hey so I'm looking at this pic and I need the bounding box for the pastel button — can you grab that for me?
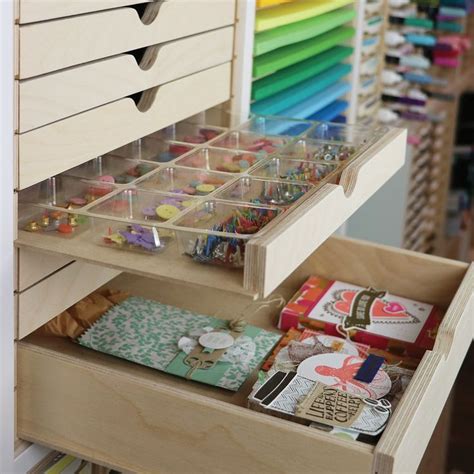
[68,197,87,206]
[182,200,194,208]
[98,175,115,183]
[156,204,180,220]
[196,184,215,194]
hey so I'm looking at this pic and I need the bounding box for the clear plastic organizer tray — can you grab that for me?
[18,175,116,210]
[215,177,313,208]
[64,155,159,184]
[18,115,390,268]
[152,122,227,144]
[174,147,263,173]
[108,136,195,163]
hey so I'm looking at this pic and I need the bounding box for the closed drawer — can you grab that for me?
[18,0,236,78]
[17,248,73,291]
[18,63,232,189]
[17,0,151,24]
[17,126,407,298]
[18,27,234,132]
[17,260,120,339]
[17,236,474,473]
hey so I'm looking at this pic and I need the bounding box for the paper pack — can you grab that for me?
[278,275,441,355]
[78,296,281,391]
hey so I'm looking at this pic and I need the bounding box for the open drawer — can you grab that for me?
[16,236,474,473]
[17,0,236,78]
[16,121,407,298]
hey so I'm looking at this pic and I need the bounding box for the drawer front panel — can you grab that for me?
[17,248,73,291]
[17,261,120,339]
[19,0,236,78]
[18,27,234,132]
[17,339,373,473]
[18,0,151,24]
[16,237,474,473]
[18,62,232,189]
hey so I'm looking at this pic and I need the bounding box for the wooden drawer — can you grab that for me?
[16,236,474,473]
[17,0,151,24]
[16,248,73,291]
[18,27,234,132]
[17,260,120,339]
[16,127,407,298]
[18,62,232,189]
[18,0,236,78]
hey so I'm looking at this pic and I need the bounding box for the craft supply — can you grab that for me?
[354,354,385,383]
[278,275,442,357]
[175,148,259,173]
[295,383,391,435]
[78,297,281,391]
[181,206,279,267]
[249,372,391,436]
[102,223,166,252]
[217,177,312,207]
[296,353,391,398]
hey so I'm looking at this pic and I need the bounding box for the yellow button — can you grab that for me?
[156,204,180,220]
[196,184,216,194]
[181,200,194,208]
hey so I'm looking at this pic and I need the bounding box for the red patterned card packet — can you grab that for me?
[278,276,442,356]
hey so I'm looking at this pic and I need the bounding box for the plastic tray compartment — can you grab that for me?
[153,121,227,144]
[173,147,263,174]
[19,203,92,238]
[88,188,197,223]
[237,115,314,137]
[282,122,383,161]
[208,115,311,154]
[108,135,196,163]
[250,157,339,185]
[18,175,115,209]
[136,167,232,196]
[19,201,172,254]
[64,155,159,184]
[215,176,313,207]
[172,200,281,267]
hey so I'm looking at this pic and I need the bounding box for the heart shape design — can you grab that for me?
[383,302,405,314]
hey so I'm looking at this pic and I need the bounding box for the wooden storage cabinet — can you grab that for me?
[16,236,474,473]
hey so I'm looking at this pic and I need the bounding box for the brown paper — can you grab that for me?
[35,289,129,339]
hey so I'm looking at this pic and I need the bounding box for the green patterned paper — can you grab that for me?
[78,297,281,391]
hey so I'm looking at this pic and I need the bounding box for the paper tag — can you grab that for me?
[199,331,235,350]
[296,353,391,399]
